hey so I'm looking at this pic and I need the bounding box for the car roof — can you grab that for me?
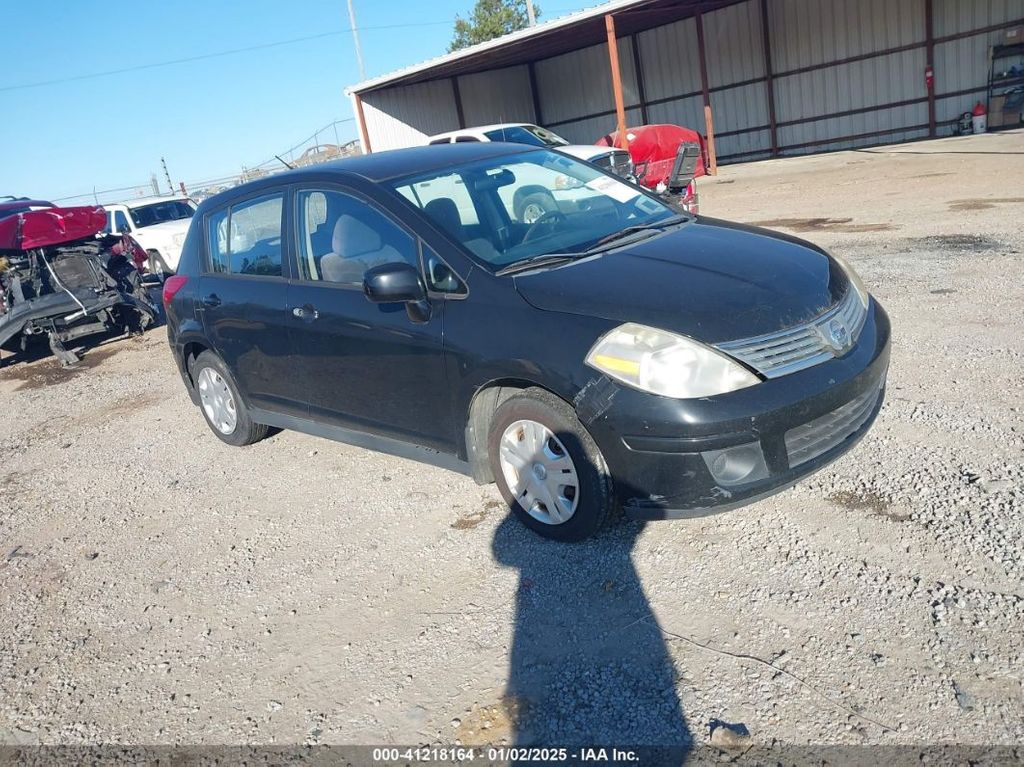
[118,195,191,208]
[200,142,539,210]
[429,122,536,140]
[0,199,53,213]
[320,141,535,180]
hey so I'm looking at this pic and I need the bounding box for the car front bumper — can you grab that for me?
[581,300,891,520]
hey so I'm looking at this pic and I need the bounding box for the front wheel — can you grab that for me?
[487,388,617,541]
[147,250,174,280]
[191,351,268,446]
[516,192,558,224]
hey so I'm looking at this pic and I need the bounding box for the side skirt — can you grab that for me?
[249,407,472,477]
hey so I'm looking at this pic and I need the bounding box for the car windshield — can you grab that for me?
[129,200,194,228]
[482,125,569,148]
[390,149,677,270]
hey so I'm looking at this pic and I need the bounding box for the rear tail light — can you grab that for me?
[162,275,188,305]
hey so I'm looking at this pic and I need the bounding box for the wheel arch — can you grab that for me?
[463,377,573,485]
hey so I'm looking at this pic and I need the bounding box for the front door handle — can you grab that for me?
[292,305,319,321]
[201,293,221,308]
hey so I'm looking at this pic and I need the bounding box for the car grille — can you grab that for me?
[715,287,868,378]
[785,380,882,468]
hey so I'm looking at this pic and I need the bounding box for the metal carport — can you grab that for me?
[347,0,1024,166]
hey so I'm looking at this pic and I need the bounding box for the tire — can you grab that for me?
[147,250,174,279]
[515,191,557,224]
[191,351,268,447]
[487,387,617,542]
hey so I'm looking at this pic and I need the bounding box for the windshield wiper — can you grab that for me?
[494,253,584,276]
[581,214,690,254]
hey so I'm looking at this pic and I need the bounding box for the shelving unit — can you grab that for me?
[987,41,1024,130]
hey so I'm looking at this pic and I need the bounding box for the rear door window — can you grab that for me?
[206,193,284,277]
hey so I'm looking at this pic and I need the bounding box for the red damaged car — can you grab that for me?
[0,199,157,367]
[597,124,707,214]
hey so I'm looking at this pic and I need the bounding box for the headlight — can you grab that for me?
[828,250,869,309]
[585,323,759,398]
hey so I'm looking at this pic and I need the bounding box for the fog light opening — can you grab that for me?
[703,442,769,487]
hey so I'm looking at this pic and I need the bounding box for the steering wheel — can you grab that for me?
[522,210,569,244]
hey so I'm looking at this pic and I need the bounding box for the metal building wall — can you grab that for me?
[769,0,929,155]
[638,17,704,133]
[356,0,1024,159]
[704,0,771,160]
[533,36,643,143]
[934,0,1024,124]
[360,79,459,150]
[457,65,537,127]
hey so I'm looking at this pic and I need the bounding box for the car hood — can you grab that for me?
[556,145,616,162]
[133,219,191,238]
[512,217,849,343]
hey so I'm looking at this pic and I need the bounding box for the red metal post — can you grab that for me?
[760,0,779,156]
[353,93,372,154]
[695,10,718,174]
[925,0,936,137]
[605,14,629,148]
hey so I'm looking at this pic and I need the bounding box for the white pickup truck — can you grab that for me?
[427,123,635,223]
[103,196,196,275]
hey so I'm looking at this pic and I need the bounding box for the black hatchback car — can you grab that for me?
[164,142,889,541]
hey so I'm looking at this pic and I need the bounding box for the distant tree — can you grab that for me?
[448,0,539,52]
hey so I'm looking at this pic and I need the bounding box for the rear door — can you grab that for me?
[285,185,457,451]
[198,190,304,417]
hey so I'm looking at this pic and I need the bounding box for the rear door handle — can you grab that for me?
[201,293,221,308]
[292,305,319,321]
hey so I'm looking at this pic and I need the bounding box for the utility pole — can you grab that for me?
[347,0,366,81]
[150,174,160,196]
[160,157,174,194]
[525,0,536,26]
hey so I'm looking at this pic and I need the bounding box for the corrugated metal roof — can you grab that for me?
[347,0,743,94]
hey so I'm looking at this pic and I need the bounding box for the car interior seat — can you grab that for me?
[320,214,401,283]
[423,196,501,264]
[424,198,464,240]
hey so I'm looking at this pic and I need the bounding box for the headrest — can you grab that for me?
[424,198,462,235]
[332,214,382,257]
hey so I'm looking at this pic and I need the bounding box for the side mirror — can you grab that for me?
[364,262,430,323]
[363,262,427,303]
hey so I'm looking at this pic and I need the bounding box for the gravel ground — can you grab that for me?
[1,130,1022,751]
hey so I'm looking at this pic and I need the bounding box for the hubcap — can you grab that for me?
[498,419,580,525]
[197,367,237,435]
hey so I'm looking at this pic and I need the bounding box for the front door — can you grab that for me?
[286,187,455,451]
[198,191,303,417]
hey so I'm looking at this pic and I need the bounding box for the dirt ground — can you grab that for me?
[1,130,1022,751]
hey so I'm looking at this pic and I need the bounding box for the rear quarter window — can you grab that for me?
[205,193,284,277]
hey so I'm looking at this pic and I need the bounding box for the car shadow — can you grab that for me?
[491,503,692,758]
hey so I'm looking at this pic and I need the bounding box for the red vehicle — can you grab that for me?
[596,124,707,213]
[0,201,157,367]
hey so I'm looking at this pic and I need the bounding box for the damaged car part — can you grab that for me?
[0,205,158,367]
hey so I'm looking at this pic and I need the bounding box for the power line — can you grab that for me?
[0,21,451,93]
[0,3,592,93]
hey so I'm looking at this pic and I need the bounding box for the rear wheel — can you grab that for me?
[191,351,268,446]
[487,388,617,541]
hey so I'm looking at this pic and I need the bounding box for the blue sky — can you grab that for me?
[1,0,593,203]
